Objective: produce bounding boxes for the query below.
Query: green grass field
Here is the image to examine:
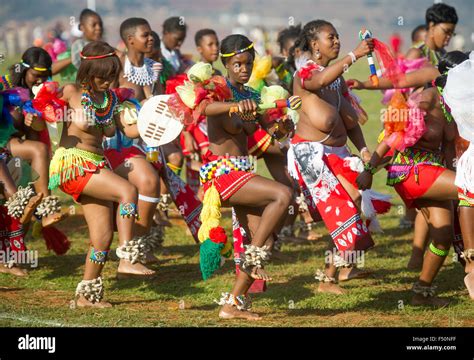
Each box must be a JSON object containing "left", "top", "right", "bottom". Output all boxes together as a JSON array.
[{"left": 0, "top": 60, "right": 473, "bottom": 327}]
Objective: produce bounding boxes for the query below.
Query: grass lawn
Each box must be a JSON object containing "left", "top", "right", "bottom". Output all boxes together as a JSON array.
[{"left": 0, "top": 60, "right": 473, "bottom": 327}]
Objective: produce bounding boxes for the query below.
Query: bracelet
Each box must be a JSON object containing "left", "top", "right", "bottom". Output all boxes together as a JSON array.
[
  {"left": 348, "top": 51, "right": 357, "bottom": 64},
  {"left": 360, "top": 147, "right": 370, "bottom": 156},
  {"left": 363, "top": 162, "right": 377, "bottom": 175}
]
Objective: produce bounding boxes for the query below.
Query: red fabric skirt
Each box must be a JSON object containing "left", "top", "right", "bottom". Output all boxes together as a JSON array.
[
  {"left": 59, "top": 160, "right": 107, "bottom": 203},
  {"left": 201, "top": 150, "right": 256, "bottom": 201},
  {"left": 394, "top": 165, "right": 446, "bottom": 208}
]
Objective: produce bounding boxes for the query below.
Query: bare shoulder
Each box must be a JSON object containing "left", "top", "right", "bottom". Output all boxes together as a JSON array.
[
  {"left": 61, "top": 83, "right": 80, "bottom": 101},
  {"left": 405, "top": 47, "right": 422, "bottom": 60},
  {"left": 417, "top": 87, "right": 436, "bottom": 111}
]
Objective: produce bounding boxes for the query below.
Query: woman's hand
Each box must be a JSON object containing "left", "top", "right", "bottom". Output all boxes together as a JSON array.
[
  {"left": 346, "top": 79, "right": 365, "bottom": 90},
  {"left": 360, "top": 148, "right": 372, "bottom": 163},
  {"left": 24, "top": 112, "right": 46, "bottom": 131},
  {"left": 238, "top": 99, "right": 258, "bottom": 115},
  {"left": 183, "top": 131, "right": 198, "bottom": 153},
  {"left": 24, "top": 112, "right": 37, "bottom": 127},
  {"left": 279, "top": 116, "right": 295, "bottom": 137},
  {"left": 356, "top": 170, "right": 373, "bottom": 190},
  {"left": 353, "top": 39, "right": 374, "bottom": 59}
]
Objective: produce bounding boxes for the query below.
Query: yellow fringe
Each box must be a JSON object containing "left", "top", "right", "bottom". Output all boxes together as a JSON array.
[
  {"left": 49, "top": 147, "right": 105, "bottom": 190},
  {"left": 198, "top": 182, "right": 221, "bottom": 243}
]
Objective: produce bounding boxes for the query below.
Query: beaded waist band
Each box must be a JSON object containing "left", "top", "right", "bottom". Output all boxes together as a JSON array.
[
  {"left": 49, "top": 147, "right": 107, "bottom": 190},
  {"left": 200, "top": 156, "right": 255, "bottom": 184},
  {"left": 387, "top": 147, "right": 444, "bottom": 186}
]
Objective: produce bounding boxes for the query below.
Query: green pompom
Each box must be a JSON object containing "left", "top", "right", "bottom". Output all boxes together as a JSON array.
[{"left": 200, "top": 239, "right": 224, "bottom": 280}]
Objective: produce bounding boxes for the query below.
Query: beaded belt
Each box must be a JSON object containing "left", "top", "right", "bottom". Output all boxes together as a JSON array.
[
  {"left": 200, "top": 156, "right": 255, "bottom": 184},
  {"left": 387, "top": 147, "right": 444, "bottom": 186}
]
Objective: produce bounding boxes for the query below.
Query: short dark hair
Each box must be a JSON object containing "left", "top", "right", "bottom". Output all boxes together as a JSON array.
[
  {"left": 426, "top": 3, "right": 458, "bottom": 26},
  {"left": 220, "top": 34, "right": 255, "bottom": 65},
  {"left": 76, "top": 41, "right": 121, "bottom": 86},
  {"left": 277, "top": 24, "right": 302, "bottom": 53},
  {"left": 10, "top": 47, "right": 52, "bottom": 88},
  {"left": 195, "top": 28, "right": 217, "bottom": 46},
  {"left": 434, "top": 50, "right": 468, "bottom": 89},
  {"left": 79, "top": 8, "right": 101, "bottom": 24},
  {"left": 163, "top": 16, "right": 187, "bottom": 33},
  {"left": 120, "top": 17, "right": 150, "bottom": 42},
  {"left": 411, "top": 24, "right": 427, "bottom": 42},
  {"left": 151, "top": 31, "right": 161, "bottom": 50},
  {"left": 299, "top": 20, "right": 333, "bottom": 53}
]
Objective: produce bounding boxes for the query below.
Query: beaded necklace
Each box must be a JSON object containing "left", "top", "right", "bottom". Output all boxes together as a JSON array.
[
  {"left": 81, "top": 88, "right": 118, "bottom": 129},
  {"left": 226, "top": 78, "right": 261, "bottom": 103},
  {"left": 123, "top": 56, "right": 157, "bottom": 86},
  {"left": 436, "top": 85, "right": 454, "bottom": 123},
  {"left": 418, "top": 43, "right": 444, "bottom": 67}
]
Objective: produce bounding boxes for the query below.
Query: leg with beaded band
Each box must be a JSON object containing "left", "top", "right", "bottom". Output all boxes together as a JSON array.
[
  {"left": 78, "top": 166, "right": 156, "bottom": 278},
  {"left": 74, "top": 196, "right": 114, "bottom": 308},
  {"left": 113, "top": 153, "right": 162, "bottom": 264},
  {"left": 411, "top": 201, "right": 454, "bottom": 307},
  {"left": 217, "top": 177, "right": 292, "bottom": 320}
]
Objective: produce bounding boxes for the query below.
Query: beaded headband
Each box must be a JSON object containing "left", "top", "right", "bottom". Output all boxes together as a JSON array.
[
  {"left": 220, "top": 43, "right": 254, "bottom": 58},
  {"left": 21, "top": 61, "right": 49, "bottom": 72},
  {"left": 80, "top": 51, "right": 116, "bottom": 60}
]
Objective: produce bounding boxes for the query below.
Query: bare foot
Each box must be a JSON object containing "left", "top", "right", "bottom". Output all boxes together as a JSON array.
[
  {"left": 298, "top": 228, "right": 323, "bottom": 242},
  {"left": 242, "top": 266, "right": 273, "bottom": 281},
  {"left": 407, "top": 255, "right": 424, "bottom": 271},
  {"left": 41, "top": 211, "right": 68, "bottom": 228},
  {"left": 410, "top": 294, "right": 449, "bottom": 307},
  {"left": 74, "top": 295, "right": 112, "bottom": 308},
  {"left": 317, "top": 282, "right": 346, "bottom": 295},
  {"left": 144, "top": 252, "right": 159, "bottom": 265},
  {"left": 0, "top": 265, "right": 28, "bottom": 277},
  {"left": 338, "top": 267, "right": 372, "bottom": 282},
  {"left": 218, "top": 304, "right": 261, "bottom": 321},
  {"left": 117, "top": 259, "right": 156, "bottom": 279},
  {"left": 464, "top": 272, "right": 474, "bottom": 300},
  {"left": 19, "top": 193, "right": 43, "bottom": 224}
]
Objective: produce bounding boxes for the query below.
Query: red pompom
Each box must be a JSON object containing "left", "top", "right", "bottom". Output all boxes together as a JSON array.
[
  {"left": 209, "top": 227, "right": 227, "bottom": 244},
  {"left": 42, "top": 226, "right": 71, "bottom": 255}
]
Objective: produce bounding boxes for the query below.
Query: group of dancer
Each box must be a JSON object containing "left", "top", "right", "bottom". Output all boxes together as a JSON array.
[{"left": 0, "top": 2, "right": 472, "bottom": 320}]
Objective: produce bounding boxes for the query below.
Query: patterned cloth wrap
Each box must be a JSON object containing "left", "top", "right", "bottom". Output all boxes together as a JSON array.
[{"left": 386, "top": 147, "right": 444, "bottom": 186}]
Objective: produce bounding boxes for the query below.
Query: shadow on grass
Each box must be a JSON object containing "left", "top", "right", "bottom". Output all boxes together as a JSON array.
[
  {"left": 109, "top": 262, "right": 206, "bottom": 298},
  {"left": 255, "top": 262, "right": 465, "bottom": 317},
  {"left": 39, "top": 254, "right": 85, "bottom": 280}
]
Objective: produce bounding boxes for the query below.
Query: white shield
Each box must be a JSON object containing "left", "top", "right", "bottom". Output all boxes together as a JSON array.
[{"left": 138, "top": 94, "right": 184, "bottom": 147}]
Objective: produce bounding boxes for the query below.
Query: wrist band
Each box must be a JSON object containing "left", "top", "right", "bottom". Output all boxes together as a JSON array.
[
  {"left": 429, "top": 243, "right": 449, "bottom": 257},
  {"left": 363, "top": 162, "right": 377, "bottom": 175},
  {"left": 348, "top": 52, "right": 357, "bottom": 64},
  {"left": 360, "top": 147, "right": 370, "bottom": 155}
]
